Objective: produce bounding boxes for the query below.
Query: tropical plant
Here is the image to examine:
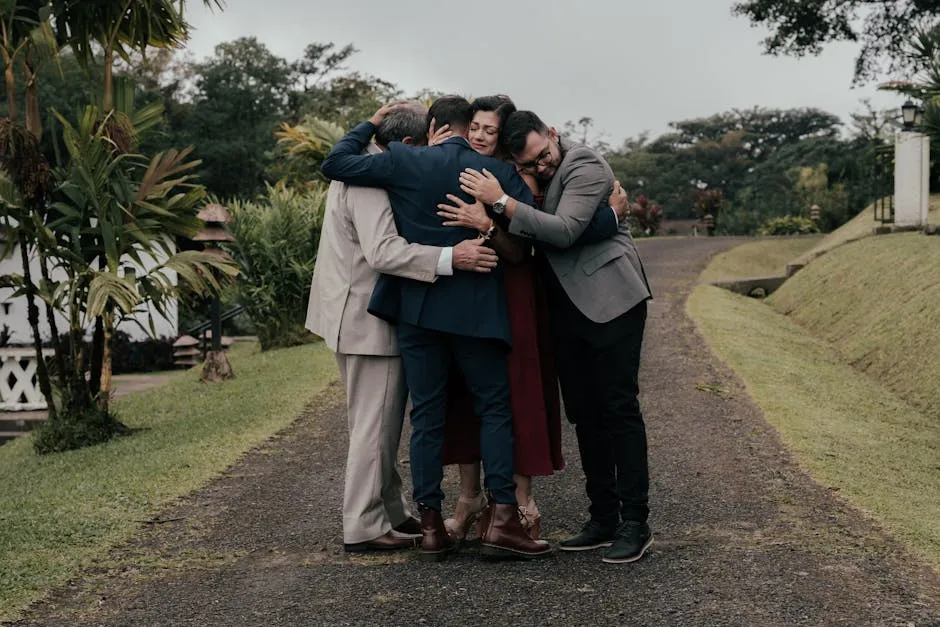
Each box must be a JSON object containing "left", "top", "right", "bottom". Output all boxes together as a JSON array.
[
  {"left": 50, "top": 0, "right": 222, "bottom": 111},
  {"left": 628, "top": 195, "right": 663, "bottom": 237},
  {"left": 1, "top": 0, "right": 235, "bottom": 453},
  {"left": 0, "top": 0, "right": 58, "bottom": 137},
  {"left": 272, "top": 115, "right": 344, "bottom": 188},
  {"left": 225, "top": 183, "right": 326, "bottom": 351},
  {"left": 20, "top": 106, "right": 238, "bottom": 452},
  {"left": 879, "top": 28, "right": 940, "bottom": 149}
]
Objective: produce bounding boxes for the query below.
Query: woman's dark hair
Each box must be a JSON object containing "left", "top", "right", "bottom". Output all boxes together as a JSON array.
[{"left": 471, "top": 95, "right": 517, "bottom": 128}]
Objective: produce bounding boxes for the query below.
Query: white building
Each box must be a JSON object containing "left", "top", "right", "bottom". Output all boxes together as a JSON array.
[{"left": 0, "top": 235, "right": 179, "bottom": 345}]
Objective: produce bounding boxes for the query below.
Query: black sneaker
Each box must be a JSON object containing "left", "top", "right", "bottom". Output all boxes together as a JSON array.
[
  {"left": 602, "top": 520, "right": 653, "bottom": 564},
  {"left": 558, "top": 519, "right": 617, "bottom": 552}
]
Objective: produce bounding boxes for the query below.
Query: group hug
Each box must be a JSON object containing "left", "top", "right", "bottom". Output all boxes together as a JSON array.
[{"left": 305, "top": 94, "right": 653, "bottom": 564}]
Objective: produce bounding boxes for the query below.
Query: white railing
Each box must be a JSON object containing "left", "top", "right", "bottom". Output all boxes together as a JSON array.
[{"left": 0, "top": 347, "right": 53, "bottom": 411}]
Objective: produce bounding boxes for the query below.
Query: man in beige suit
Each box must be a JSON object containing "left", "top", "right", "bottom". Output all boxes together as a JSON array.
[{"left": 305, "top": 102, "right": 498, "bottom": 553}]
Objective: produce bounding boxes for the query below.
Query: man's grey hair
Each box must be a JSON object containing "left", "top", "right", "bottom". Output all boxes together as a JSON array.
[{"left": 375, "top": 102, "right": 428, "bottom": 147}]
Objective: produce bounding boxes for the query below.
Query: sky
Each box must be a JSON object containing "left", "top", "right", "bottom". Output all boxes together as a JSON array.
[{"left": 181, "top": 0, "right": 904, "bottom": 148}]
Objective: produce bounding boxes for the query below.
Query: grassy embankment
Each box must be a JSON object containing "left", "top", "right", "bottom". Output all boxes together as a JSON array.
[
  {"left": 688, "top": 231, "right": 940, "bottom": 570},
  {"left": 698, "top": 236, "right": 820, "bottom": 282}
]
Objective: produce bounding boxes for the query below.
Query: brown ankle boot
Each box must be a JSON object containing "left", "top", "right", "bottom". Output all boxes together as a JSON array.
[
  {"left": 480, "top": 503, "right": 552, "bottom": 560},
  {"left": 419, "top": 506, "right": 456, "bottom": 561}
]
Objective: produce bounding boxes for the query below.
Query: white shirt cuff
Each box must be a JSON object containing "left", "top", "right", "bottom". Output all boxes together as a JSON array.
[
  {"left": 437, "top": 247, "right": 454, "bottom": 275},
  {"left": 610, "top": 206, "right": 620, "bottom": 223}
]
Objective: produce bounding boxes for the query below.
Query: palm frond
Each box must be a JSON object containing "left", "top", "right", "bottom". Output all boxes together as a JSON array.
[
  {"left": 276, "top": 116, "right": 345, "bottom": 160},
  {"left": 86, "top": 270, "right": 140, "bottom": 318}
]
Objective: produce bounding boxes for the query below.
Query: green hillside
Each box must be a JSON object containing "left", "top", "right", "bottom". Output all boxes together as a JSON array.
[
  {"left": 769, "top": 233, "right": 940, "bottom": 417},
  {"left": 688, "top": 233, "right": 940, "bottom": 569}
]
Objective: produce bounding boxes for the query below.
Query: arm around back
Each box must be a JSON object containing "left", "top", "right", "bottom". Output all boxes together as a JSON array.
[
  {"left": 508, "top": 149, "right": 613, "bottom": 248},
  {"left": 347, "top": 186, "right": 440, "bottom": 283},
  {"left": 320, "top": 121, "right": 395, "bottom": 187}
]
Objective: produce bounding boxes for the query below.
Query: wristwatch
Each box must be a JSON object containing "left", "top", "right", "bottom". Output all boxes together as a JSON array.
[
  {"left": 480, "top": 220, "right": 497, "bottom": 240},
  {"left": 492, "top": 194, "right": 509, "bottom": 214}
]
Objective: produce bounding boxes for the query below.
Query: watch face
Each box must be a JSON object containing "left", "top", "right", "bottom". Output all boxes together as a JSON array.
[{"left": 493, "top": 202, "right": 505, "bottom": 214}]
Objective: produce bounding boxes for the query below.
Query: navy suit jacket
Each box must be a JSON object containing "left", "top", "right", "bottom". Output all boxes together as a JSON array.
[{"left": 321, "top": 121, "right": 618, "bottom": 346}]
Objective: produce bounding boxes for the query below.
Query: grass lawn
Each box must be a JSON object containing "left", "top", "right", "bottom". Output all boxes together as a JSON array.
[
  {"left": 697, "top": 236, "right": 821, "bottom": 283},
  {"left": 688, "top": 235, "right": 940, "bottom": 570},
  {"left": 0, "top": 340, "right": 337, "bottom": 621}
]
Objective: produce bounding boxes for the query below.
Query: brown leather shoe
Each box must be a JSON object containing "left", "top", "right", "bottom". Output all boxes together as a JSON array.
[
  {"left": 344, "top": 531, "right": 418, "bottom": 553},
  {"left": 480, "top": 503, "right": 552, "bottom": 560},
  {"left": 419, "top": 506, "right": 456, "bottom": 561},
  {"left": 393, "top": 516, "right": 422, "bottom": 537}
]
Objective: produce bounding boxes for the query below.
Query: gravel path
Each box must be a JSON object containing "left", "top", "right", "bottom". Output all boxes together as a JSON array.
[{"left": 18, "top": 237, "right": 940, "bottom": 627}]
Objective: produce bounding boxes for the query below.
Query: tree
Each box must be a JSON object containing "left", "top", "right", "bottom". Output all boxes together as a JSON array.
[
  {"left": 170, "top": 36, "right": 293, "bottom": 198},
  {"left": 297, "top": 71, "right": 400, "bottom": 130},
  {"left": 608, "top": 107, "right": 846, "bottom": 220},
  {"left": 562, "top": 116, "right": 610, "bottom": 152},
  {"left": 41, "top": 107, "right": 234, "bottom": 425},
  {"left": 692, "top": 188, "right": 727, "bottom": 221},
  {"left": 1, "top": 0, "right": 237, "bottom": 452},
  {"left": 291, "top": 42, "right": 356, "bottom": 91},
  {"left": 731, "top": 0, "right": 940, "bottom": 83}
]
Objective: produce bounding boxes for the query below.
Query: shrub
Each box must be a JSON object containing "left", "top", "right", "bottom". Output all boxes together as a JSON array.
[
  {"left": 226, "top": 182, "right": 326, "bottom": 351},
  {"left": 758, "top": 215, "right": 821, "bottom": 236},
  {"left": 628, "top": 195, "right": 663, "bottom": 237},
  {"left": 692, "top": 188, "right": 726, "bottom": 220},
  {"left": 32, "top": 388, "right": 128, "bottom": 455},
  {"left": 109, "top": 331, "right": 176, "bottom": 374},
  {"left": 52, "top": 331, "right": 175, "bottom": 375}
]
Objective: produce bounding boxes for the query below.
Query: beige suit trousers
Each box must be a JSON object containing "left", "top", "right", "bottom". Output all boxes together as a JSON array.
[{"left": 336, "top": 352, "right": 412, "bottom": 543}]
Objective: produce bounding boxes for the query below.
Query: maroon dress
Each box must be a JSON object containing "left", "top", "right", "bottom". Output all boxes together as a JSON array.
[{"left": 440, "top": 205, "right": 564, "bottom": 476}]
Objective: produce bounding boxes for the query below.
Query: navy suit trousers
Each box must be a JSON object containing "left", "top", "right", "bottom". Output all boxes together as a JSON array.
[{"left": 396, "top": 323, "right": 516, "bottom": 510}]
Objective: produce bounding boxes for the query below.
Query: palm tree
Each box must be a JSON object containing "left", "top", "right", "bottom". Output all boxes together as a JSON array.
[
  {"left": 51, "top": 0, "right": 223, "bottom": 112},
  {"left": 878, "top": 28, "right": 940, "bottom": 138},
  {"left": 1, "top": 0, "right": 234, "bottom": 451},
  {"left": 40, "top": 105, "right": 236, "bottom": 428}
]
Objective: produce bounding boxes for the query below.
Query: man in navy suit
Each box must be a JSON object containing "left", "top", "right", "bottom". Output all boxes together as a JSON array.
[{"left": 321, "top": 97, "right": 620, "bottom": 561}]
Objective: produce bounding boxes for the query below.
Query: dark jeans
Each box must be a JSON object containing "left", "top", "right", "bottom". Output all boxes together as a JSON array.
[
  {"left": 544, "top": 272, "right": 650, "bottom": 525},
  {"left": 396, "top": 322, "right": 516, "bottom": 511}
]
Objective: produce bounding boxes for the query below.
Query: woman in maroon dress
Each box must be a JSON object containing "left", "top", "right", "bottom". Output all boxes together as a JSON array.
[{"left": 433, "top": 95, "right": 564, "bottom": 541}]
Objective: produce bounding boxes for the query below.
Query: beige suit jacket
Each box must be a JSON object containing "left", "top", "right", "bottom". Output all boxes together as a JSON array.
[
  {"left": 508, "top": 137, "right": 651, "bottom": 323},
  {"left": 305, "top": 157, "right": 443, "bottom": 356}
]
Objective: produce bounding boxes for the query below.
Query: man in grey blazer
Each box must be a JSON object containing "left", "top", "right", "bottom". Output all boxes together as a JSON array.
[
  {"left": 305, "top": 102, "right": 498, "bottom": 553},
  {"left": 457, "top": 110, "right": 653, "bottom": 564}
]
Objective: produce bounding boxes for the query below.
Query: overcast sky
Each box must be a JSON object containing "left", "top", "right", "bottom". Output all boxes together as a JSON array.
[{"left": 182, "top": 0, "right": 903, "bottom": 147}]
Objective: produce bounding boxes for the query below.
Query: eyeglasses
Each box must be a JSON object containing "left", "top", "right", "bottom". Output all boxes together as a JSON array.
[{"left": 515, "top": 138, "right": 555, "bottom": 172}]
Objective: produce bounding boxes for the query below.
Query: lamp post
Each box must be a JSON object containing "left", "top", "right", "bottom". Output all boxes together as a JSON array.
[{"left": 894, "top": 101, "right": 930, "bottom": 228}]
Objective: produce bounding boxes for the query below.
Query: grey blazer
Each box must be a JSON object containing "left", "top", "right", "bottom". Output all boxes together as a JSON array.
[{"left": 507, "top": 137, "right": 651, "bottom": 323}]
